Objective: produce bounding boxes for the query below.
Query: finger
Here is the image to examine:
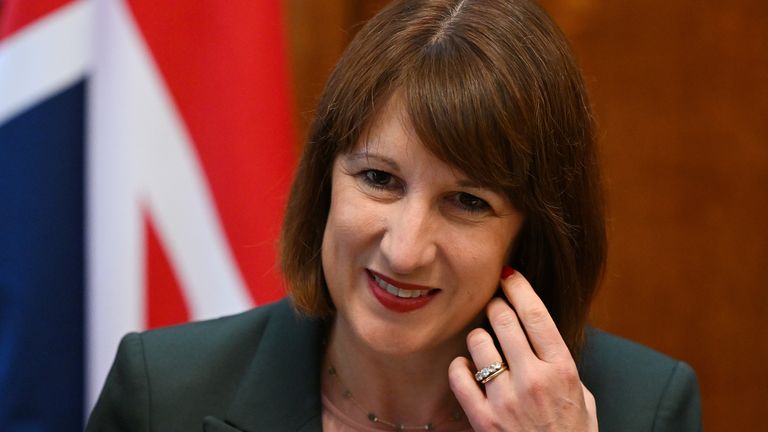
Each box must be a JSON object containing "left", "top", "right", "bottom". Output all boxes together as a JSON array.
[
  {"left": 582, "top": 383, "right": 598, "bottom": 430},
  {"left": 582, "top": 383, "right": 596, "bottom": 415},
  {"left": 501, "top": 270, "right": 570, "bottom": 363},
  {"left": 448, "top": 356, "right": 489, "bottom": 421},
  {"left": 486, "top": 297, "right": 537, "bottom": 366},
  {"left": 465, "top": 328, "right": 509, "bottom": 390}
]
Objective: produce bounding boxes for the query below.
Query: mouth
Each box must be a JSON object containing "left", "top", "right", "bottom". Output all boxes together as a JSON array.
[
  {"left": 366, "top": 269, "right": 439, "bottom": 313},
  {"left": 371, "top": 273, "right": 434, "bottom": 298}
]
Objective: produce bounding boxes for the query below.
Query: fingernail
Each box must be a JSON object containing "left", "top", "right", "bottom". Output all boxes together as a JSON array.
[{"left": 501, "top": 266, "right": 515, "bottom": 279}]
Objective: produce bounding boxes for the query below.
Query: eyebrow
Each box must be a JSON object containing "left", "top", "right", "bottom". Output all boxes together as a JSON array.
[
  {"left": 344, "top": 152, "right": 401, "bottom": 172},
  {"left": 456, "top": 179, "right": 484, "bottom": 189}
]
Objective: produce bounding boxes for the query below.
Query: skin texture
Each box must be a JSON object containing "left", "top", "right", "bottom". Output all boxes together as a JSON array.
[{"left": 321, "top": 95, "right": 597, "bottom": 430}]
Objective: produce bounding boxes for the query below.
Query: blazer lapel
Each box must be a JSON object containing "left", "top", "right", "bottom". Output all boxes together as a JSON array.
[
  {"left": 206, "top": 299, "right": 325, "bottom": 432},
  {"left": 203, "top": 416, "right": 246, "bottom": 432}
]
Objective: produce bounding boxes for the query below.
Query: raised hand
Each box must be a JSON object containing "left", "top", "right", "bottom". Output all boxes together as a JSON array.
[{"left": 449, "top": 269, "right": 598, "bottom": 431}]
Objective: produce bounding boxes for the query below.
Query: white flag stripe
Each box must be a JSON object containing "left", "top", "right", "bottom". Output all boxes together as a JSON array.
[
  {"left": 86, "top": 0, "right": 145, "bottom": 411},
  {"left": 0, "top": 0, "right": 92, "bottom": 125},
  {"left": 86, "top": 0, "right": 252, "bottom": 408}
]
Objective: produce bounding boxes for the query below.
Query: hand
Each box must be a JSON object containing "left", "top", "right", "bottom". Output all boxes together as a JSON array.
[{"left": 448, "top": 269, "right": 598, "bottom": 431}]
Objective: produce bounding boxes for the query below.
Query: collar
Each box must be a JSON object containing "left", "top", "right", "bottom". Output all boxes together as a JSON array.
[{"left": 204, "top": 299, "right": 326, "bottom": 432}]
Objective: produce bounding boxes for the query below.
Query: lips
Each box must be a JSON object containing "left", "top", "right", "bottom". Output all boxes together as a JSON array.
[{"left": 367, "top": 269, "right": 438, "bottom": 313}]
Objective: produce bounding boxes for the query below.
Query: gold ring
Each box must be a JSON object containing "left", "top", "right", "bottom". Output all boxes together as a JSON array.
[{"left": 475, "top": 361, "right": 508, "bottom": 384}]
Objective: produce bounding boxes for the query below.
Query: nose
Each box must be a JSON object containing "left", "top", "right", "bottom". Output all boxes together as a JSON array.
[{"left": 379, "top": 197, "right": 438, "bottom": 275}]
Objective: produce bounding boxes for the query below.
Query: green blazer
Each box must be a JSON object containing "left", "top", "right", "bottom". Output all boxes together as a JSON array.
[{"left": 86, "top": 299, "right": 701, "bottom": 431}]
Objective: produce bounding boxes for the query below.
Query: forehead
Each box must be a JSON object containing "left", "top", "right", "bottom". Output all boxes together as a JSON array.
[
  {"left": 360, "top": 91, "right": 415, "bottom": 144},
  {"left": 349, "top": 95, "right": 466, "bottom": 179}
]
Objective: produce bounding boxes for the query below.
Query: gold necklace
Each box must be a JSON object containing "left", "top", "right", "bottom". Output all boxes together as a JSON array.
[{"left": 326, "top": 366, "right": 464, "bottom": 431}]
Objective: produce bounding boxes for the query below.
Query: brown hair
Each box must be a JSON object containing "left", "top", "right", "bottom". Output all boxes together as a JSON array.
[{"left": 280, "top": 0, "right": 605, "bottom": 356}]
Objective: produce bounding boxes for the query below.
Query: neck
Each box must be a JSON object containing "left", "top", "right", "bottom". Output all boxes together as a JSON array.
[{"left": 322, "top": 316, "right": 471, "bottom": 429}]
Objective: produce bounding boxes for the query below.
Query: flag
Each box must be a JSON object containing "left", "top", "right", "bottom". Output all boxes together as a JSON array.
[{"left": 0, "top": 0, "right": 295, "bottom": 429}]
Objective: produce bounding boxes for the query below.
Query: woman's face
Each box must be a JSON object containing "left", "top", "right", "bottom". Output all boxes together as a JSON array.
[{"left": 321, "top": 96, "right": 524, "bottom": 356}]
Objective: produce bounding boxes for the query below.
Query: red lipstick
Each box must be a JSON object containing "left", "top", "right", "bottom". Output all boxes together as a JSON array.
[{"left": 367, "top": 270, "right": 437, "bottom": 313}]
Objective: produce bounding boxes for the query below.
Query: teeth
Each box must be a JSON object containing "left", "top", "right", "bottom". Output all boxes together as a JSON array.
[{"left": 372, "top": 274, "right": 430, "bottom": 299}]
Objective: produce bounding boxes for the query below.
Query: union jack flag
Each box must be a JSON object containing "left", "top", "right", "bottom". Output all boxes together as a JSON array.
[{"left": 0, "top": 1, "right": 294, "bottom": 428}]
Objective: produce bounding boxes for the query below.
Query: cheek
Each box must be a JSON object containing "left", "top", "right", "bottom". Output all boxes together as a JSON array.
[
  {"left": 449, "top": 228, "right": 516, "bottom": 299},
  {"left": 463, "top": 250, "right": 504, "bottom": 296},
  {"left": 323, "top": 186, "right": 385, "bottom": 262}
]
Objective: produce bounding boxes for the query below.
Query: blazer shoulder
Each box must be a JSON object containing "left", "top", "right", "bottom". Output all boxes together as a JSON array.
[
  {"left": 135, "top": 298, "right": 302, "bottom": 399},
  {"left": 140, "top": 297, "right": 290, "bottom": 348},
  {"left": 87, "top": 298, "right": 307, "bottom": 432},
  {"left": 579, "top": 329, "right": 701, "bottom": 432}
]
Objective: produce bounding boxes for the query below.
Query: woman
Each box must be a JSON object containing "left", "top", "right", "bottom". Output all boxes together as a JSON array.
[{"left": 87, "top": 0, "right": 701, "bottom": 431}]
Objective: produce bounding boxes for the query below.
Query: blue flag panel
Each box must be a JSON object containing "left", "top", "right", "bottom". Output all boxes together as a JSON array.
[{"left": 0, "top": 81, "right": 86, "bottom": 431}]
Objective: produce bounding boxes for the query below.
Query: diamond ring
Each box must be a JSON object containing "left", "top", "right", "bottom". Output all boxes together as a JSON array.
[{"left": 475, "top": 361, "right": 508, "bottom": 385}]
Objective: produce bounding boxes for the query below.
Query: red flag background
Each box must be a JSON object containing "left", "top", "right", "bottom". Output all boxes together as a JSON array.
[{"left": 126, "top": 1, "right": 295, "bottom": 327}]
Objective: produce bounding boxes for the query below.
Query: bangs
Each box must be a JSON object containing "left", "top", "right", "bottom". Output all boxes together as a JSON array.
[{"left": 401, "top": 36, "right": 532, "bottom": 202}]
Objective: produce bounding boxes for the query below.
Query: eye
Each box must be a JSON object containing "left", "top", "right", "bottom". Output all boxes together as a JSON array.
[
  {"left": 452, "top": 192, "right": 491, "bottom": 214},
  {"left": 361, "top": 169, "right": 396, "bottom": 189}
]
